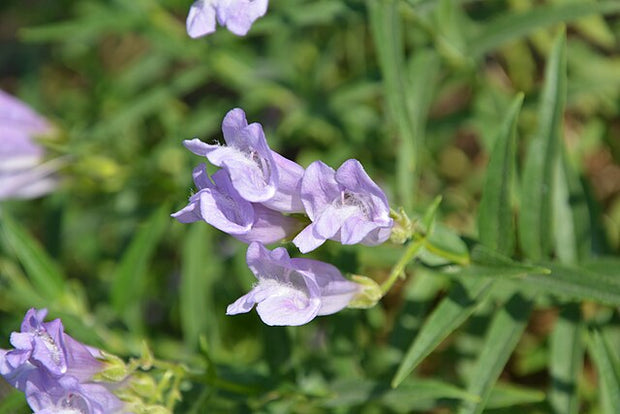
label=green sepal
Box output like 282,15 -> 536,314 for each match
348,275 -> 383,309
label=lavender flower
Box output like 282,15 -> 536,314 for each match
172,164 -> 302,244
186,0 -> 268,38
0,309 -> 124,414
183,108 -> 304,213
0,90 -> 58,200
292,159 -> 393,253
226,242 -> 361,326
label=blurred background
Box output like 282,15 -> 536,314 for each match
1,0 -> 619,412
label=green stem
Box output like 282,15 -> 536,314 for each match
381,238 -> 425,296
423,240 -> 470,266
381,232 -> 471,296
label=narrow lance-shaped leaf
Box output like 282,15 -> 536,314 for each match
587,329 -> 620,414
457,294 -> 533,414
468,2 -> 620,59
111,204 -> 170,331
180,224 -> 222,349
325,378 -> 478,409
519,29 -> 566,261
368,0 -> 418,210
478,93 -> 523,256
552,150 -> 591,264
391,279 -> 492,388
549,304 -> 583,414
0,210 -> 66,300
521,263 -> 620,307
486,383 -> 546,409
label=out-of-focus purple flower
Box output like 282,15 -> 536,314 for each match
293,159 -> 393,253
183,108 -> 304,213
172,164 -> 302,244
0,309 -> 123,414
226,242 -> 361,326
0,90 -> 58,200
186,0 -> 268,38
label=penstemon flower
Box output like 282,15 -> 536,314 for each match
172,164 -> 303,244
0,90 -> 59,201
226,242 -> 362,326
183,108 -> 305,213
0,309 -> 124,414
186,0 -> 269,38
292,159 -> 393,253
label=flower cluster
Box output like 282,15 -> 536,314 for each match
186,0 -> 268,38
0,309 -> 124,414
0,90 -> 59,201
174,108 -> 392,325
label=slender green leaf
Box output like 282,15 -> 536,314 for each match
111,204 -> 169,330
478,94 -> 523,256
0,387 -> 26,414
549,304 -> 583,414
553,152 -> 591,264
442,263 -> 547,280
368,0 -> 419,210
325,378 -> 477,409
521,263 -> 620,306
486,383 -> 546,409
0,210 -> 66,300
469,2 -> 620,58
392,279 -> 492,387
458,294 -> 533,414
587,330 -> 620,414
440,243 -> 549,279
582,258 -> 620,277
180,224 -> 221,349
406,48 -> 440,192
519,30 -> 566,261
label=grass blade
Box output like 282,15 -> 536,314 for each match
521,263 -> 620,306
587,329 -> 620,414
457,294 -> 533,414
368,0 -> 419,210
325,378 -> 477,409
552,152 -> 591,264
486,383 -> 545,409
469,2 -> 620,59
519,29 -> 566,261
477,93 -> 523,256
0,210 -> 66,300
111,204 -> 169,331
180,224 -> 222,349
391,279 -> 492,388
549,304 -> 583,414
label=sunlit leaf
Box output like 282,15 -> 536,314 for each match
457,294 -> 533,414
519,29 -> 566,261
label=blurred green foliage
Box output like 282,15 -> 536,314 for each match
1,0 -> 620,412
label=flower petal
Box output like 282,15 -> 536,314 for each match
300,160 -> 340,220
186,0 -> 216,38
292,223 -> 326,254
255,289 -> 321,326
291,258 -> 360,315
233,204 -> 302,244
217,0 -> 269,36
259,151 -> 305,213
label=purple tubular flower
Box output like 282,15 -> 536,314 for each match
0,309 -> 123,414
0,90 -> 58,200
186,0 -> 269,38
172,164 -> 302,244
183,108 -> 305,213
293,159 -> 393,253
226,242 -> 361,326
26,374 -> 124,414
